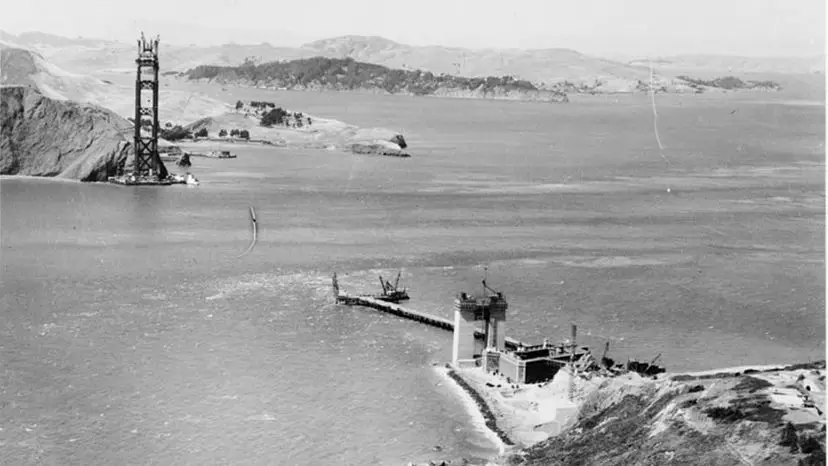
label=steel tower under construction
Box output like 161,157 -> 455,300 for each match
133,33 -> 166,178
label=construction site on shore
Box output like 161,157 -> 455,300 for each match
332,272 -> 665,388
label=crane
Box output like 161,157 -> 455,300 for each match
375,272 -> 409,303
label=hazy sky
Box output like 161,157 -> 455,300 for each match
2,0 -> 825,57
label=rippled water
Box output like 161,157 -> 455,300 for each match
1,88 -> 824,465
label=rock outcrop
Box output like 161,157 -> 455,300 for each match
346,140 -> 410,157
1,86 -> 133,181
343,127 -> 410,157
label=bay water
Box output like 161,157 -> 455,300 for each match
1,87 -> 824,465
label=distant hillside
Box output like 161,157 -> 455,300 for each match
0,30 -> 813,95
184,56 -> 569,102
629,54 -> 825,75
10,31 -> 121,48
298,36 -> 667,92
0,43 -> 229,123
0,30 -> 318,74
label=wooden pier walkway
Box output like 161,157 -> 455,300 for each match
337,293 -> 525,350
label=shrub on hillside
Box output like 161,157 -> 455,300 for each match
250,101 -> 276,109
160,125 -> 193,141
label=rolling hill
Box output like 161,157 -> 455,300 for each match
1,30 -> 812,95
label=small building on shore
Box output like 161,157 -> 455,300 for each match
486,341 -> 591,384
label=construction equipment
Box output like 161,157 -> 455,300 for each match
375,272 -> 409,303
626,352 -> 666,376
481,280 -> 506,303
601,340 -> 615,369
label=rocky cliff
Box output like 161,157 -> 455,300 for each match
1,86 -> 133,181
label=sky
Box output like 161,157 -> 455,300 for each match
2,0 -> 825,57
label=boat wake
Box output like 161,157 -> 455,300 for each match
236,206 -> 258,259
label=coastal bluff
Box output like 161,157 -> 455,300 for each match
0,86 -> 133,181
505,362 -> 826,466
410,362 -> 825,466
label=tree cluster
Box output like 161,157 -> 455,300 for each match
186,57 -> 541,96
677,75 -> 781,91
228,128 -> 250,139
260,107 -> 309,128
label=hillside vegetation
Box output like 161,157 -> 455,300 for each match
676,75 -> 782,91
185,56 -> 568,101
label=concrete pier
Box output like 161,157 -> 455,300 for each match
336,292 -> 525,351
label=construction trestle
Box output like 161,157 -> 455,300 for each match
334,292 -> 526,351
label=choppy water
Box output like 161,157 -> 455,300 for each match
1,88 -> 824,465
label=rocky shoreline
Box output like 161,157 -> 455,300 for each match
445,365 -> 515,447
